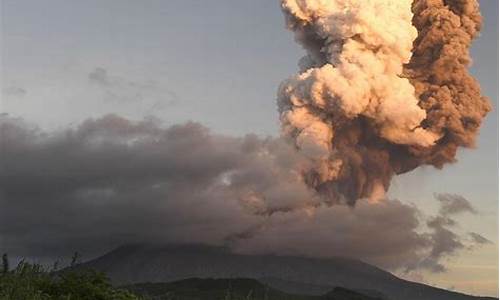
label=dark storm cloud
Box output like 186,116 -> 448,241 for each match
0,115 -> 489,271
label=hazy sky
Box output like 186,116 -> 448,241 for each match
1,0 -> 498,296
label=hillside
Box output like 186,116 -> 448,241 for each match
76,244 -> 497,300
124,278 -> 383,300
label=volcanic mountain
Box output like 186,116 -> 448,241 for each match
74,244 -> 496,300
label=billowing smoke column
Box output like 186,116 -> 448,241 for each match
404,0 -> 491,167
278,0 -> 490,204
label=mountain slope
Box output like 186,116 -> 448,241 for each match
124,278 -> 383,300
76,244 -> 496,300
125,278 -> 304,300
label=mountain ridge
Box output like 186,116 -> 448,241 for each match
75,244 -> 497,300
124,278 -> 384,300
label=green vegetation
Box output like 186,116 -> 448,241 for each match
0,253 -> 382,300
0,254 -> 139,300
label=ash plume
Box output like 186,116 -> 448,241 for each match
403,0 -> 491,168
278,0 -> 491,204
0,0 -> 493,278
0,115 -> 489,271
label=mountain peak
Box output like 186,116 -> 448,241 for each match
77,244 -> 496,300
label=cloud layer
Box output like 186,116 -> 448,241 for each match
0,115 -> 488,272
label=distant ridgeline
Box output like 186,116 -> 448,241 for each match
124,278 -> 383,300
73,244 -> 497,300
1,248 -> 497,300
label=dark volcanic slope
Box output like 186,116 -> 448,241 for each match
77,244 -> 496,300
125,278 -> 304,300
125,278 -> 383,300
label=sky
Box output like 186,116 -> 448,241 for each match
1,0 -> 498,297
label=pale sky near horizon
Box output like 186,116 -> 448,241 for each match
1,0 -> 498,296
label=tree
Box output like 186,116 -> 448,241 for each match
0,261 -> 140,300
1,254 -> 8,275
70,251 -> 80,267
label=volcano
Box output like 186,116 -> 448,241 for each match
74,244 -> 496,300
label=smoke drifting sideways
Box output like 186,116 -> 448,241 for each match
0,0 -> 493,275
0,115 -> 491,271
278,0 -> 491,204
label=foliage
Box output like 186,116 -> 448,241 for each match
0,254 -> 140,300
0,253 -> 382,300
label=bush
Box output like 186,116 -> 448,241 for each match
0,255 -> 140,300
